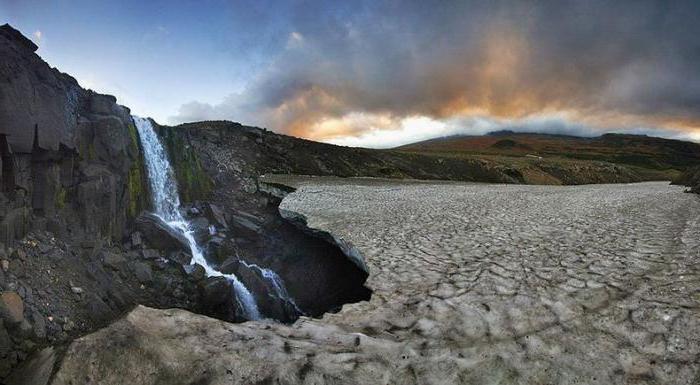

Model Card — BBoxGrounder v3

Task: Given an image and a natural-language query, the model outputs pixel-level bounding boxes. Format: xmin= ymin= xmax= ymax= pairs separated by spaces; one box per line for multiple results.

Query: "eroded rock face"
xmin=0 ymin=23 xmax=149 ymax=243
xmin=0 ymin=24 xmax=169 ymax=379
xmin=52 ymin=180 xmax=700 ymax=384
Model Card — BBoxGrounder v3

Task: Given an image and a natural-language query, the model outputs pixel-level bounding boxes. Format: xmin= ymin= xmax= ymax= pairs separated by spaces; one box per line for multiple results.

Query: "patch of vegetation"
xmin=158 ymin=125 xmax=213 ymax=203
xmin=55 ymin=186 xmax=67 ymax=210
xmin=126 ymin=122 xmax=150 ymax=218
xmin=399 ymin=132 xmax=700 ymax=182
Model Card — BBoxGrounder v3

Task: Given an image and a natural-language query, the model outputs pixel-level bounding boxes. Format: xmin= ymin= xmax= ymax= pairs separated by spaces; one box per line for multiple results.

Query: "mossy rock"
xmin=54 ymin=186 xmax=67 ymax=210
xmin=126 ymin=122 xmax=151 ymax=219
xmin=157 ymin=126 xmax=212 ymax=203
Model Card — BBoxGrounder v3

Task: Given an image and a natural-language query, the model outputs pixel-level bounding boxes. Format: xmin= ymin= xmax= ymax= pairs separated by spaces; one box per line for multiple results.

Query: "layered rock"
xmin=0 ymin=23 xmax=149 ymax=244
xmin=0 ymin=25 xmax=191 ymax=380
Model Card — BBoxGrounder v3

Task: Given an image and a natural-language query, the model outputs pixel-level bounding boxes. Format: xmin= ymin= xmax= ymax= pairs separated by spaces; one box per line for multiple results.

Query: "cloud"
xmin=325 ymin=113 xmax=697 ymax=149
xmin=170 ymin=0 xmax=700 ymax=145
xmin=286 ymin=31 xmax=304 ymax=49
xmin=32 ymin=30 xmax=42 ymax=41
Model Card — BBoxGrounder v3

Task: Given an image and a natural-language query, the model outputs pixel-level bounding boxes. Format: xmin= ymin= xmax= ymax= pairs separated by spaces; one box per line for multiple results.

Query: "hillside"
xmin=169 ymin=121 xmax=648 ymax=187
xmin=398 ymin=131 xmax=700 ymax=181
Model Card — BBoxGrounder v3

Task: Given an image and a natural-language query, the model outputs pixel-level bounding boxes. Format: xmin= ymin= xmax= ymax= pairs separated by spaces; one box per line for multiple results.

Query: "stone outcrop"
xmin=0 ymin=25 xmax=180 ymax=380
xmin=0 ymin=23 xmax=149 ymax=244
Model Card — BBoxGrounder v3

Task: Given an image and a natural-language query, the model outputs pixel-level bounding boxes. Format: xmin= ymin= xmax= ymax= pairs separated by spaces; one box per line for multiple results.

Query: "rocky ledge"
xmin=41 ymin=179 xmax=700 ymax=385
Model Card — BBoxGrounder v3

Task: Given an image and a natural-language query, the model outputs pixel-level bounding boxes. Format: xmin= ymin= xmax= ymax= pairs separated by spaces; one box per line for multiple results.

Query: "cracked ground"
xmin=276 ymin=179 xmax=700 ymax=384
xmin=53 ymin=179 xmax=700 ymax=385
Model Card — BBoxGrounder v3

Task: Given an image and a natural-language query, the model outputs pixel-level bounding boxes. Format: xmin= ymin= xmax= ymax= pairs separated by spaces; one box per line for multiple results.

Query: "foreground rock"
xmin=52 ymin=180 xmax=700 ymax=384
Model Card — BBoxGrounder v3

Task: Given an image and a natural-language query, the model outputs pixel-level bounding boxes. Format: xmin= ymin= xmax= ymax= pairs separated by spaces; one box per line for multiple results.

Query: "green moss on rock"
xmin=126 ymin=122 xmax=150 ymax=219
xmin=158 ymin=126 xmax=212 ymax=203
xmin=55 ymin=186 xmax=67 ymax=210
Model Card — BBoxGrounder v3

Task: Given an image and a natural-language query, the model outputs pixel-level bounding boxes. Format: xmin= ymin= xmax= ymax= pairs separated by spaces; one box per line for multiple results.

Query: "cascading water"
xmin=132 ymin=116 xmax=261 ymax=320
xmin=240 ymin=261 xmax=303 ymax=316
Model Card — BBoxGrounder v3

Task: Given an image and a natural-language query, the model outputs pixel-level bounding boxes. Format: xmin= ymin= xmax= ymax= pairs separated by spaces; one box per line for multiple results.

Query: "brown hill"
xmin=397 ymin=131 xmax=700 ymax=180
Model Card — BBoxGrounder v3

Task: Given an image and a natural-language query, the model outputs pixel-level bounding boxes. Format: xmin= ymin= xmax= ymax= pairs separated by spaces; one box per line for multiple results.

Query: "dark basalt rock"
xmin=0 ymin=24 xmax=38 ymax=52
xmin=0 ymin=22 xmax=148 ymax=243
xmin=168 ymin=250 xmax=192 ymax=265
xmin=0 ymin=25 xmax=203 ymax=380
xmin=202 ymin=276 xmax=231 ymax=307
xmin=219 ymin=256 xmax=242 ymax=275
xmin=183 ymin=264 xmax=206 ymax=282
xmin=204 ymin=203 xmax=227 ymax=229
xmin=135 ymin=213 xmax=191 ymax=253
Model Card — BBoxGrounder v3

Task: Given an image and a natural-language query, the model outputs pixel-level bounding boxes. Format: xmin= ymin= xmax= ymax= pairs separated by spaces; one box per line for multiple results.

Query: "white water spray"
xmin=132 ymin=116 xmax=260 ymax=320
xmin=241 ymin=261 xmax=303 ymax=315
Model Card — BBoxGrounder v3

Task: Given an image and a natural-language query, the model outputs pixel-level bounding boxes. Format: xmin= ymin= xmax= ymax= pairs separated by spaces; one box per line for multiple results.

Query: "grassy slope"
xmin=167 ymin=122 xmax=666 ymax=186
xmin=397 ymin=132 xmax=700 ymax=182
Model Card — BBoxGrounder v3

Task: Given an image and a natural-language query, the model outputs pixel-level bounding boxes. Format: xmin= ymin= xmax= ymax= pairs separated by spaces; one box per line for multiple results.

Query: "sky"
xmin=2 ymin=0 xmax=700 ymax=148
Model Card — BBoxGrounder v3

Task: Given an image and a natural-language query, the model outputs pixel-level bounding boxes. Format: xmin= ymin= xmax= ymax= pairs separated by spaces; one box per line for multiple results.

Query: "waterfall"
xmin=132 ymin=116 xmax=261 ymax=320
xmin=240 ymin=261 xmax=303 ymax=316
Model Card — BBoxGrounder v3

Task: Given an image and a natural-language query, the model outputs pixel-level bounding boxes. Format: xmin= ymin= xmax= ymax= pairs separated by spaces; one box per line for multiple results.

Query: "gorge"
xmin=133 ymin=116 xmax=260 ymax=321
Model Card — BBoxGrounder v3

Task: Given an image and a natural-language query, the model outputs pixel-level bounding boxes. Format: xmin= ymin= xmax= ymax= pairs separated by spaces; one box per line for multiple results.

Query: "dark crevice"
xmin=256 ymin=187 xmax=372 ymax=319
xmin=148 ymin=123 xmax=372 ymax=324
xmin=182 ymin=186 xmax=372 ymax=324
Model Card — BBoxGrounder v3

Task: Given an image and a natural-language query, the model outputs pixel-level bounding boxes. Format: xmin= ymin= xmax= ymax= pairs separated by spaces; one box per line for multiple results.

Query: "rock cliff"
xmin=0 ymin=23 xmax=148 ymax=243
xmin=0 ymin=25 xmax=199 ymax=380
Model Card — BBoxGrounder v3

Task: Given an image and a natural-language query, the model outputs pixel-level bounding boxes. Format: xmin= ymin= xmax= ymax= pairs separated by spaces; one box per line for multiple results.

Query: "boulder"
xmin=204 ymin=204 xmax=228 ymax=229
xmin=205 ymin=236 xmax=228 ymax=264
xmin=188 ymin=216 xmax=211 ymax=242
xmin=49 ymin=306 xmax=408 ymax=385
xmin=140 ymin=249 xmax=160 ymax=260
xmin=102 ymin=252 xmax=126 ymax=271
xmin=236 ymin=264 xmax=288 ymax=322
xmin=130 ymin=263 xmax=152 ymax=284
xmin=219 ymin=257 xmax=242 ymax=275
xmin=0 ymin=322 xmax=15 ymax=378
xmin=0 ymin=291 xmax=24 ymax=325
xmin=4 ymin=346 xmax=55 ymax=385
xmin=130 ymin=232 xmax=143 ymax=248
xmin=229 ymin=212 xmax=262 ymax=234
xmin=0 ymin=319 xmax=11 ymax=355
xmin=183 ymin=264 xmax=206 ymax=282
xmin=202 ymin=277 xmax=231 ymax=307
xmin=135 ymin=213 xmax=190 ymax=253
xmin=167 ymin=251 xmax=191 ymax=265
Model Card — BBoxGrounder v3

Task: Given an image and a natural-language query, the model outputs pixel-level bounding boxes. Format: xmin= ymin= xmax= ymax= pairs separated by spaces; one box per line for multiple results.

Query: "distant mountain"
xmin=397 ymin=132 xmax=700 ymax=177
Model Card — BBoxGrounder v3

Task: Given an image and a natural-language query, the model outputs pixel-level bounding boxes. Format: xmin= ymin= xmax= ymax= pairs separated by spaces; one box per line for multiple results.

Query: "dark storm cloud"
xmin=171 ymin=0 xmax=700 ymax=140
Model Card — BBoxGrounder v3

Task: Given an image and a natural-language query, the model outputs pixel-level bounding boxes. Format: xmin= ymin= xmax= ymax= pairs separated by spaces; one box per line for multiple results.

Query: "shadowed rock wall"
xmin=0 ymin=24 xmax=149 ymax=244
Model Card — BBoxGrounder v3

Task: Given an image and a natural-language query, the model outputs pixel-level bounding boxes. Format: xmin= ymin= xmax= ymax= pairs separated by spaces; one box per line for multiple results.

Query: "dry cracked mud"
xmin=52 ymin=180 xmax=700 ymax=385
